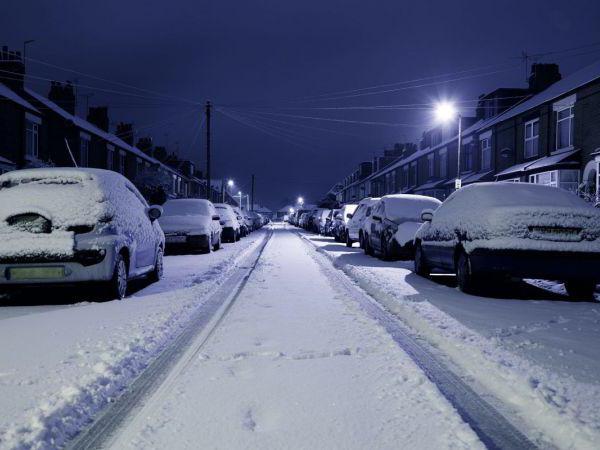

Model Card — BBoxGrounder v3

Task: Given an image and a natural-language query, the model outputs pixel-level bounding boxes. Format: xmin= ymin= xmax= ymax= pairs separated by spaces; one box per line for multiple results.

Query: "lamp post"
xmin=223 ymin=179 xmax=234 ymax=202
xmin=434 ymin=102 xmax=462 ymax=189
xmin=297 ymin=196 xmax=304 ymax=207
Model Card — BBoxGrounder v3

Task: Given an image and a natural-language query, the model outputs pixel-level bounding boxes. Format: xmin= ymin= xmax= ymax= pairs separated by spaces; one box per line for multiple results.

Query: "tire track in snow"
xmin=297 ymin=230 xmax=537 ymax=450
xmin=66 ymin=229 xmax=273 ymax=450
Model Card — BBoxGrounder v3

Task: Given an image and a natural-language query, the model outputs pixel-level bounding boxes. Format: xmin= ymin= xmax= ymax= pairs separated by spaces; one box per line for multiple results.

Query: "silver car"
xmin=159 ymin=199 xmax=222 ymax=254
xmin=0 ymin=168 xmax=165 ymax=299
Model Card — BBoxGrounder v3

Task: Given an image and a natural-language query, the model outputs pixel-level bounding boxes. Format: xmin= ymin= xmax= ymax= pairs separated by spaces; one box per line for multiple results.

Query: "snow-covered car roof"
xmin=380 ymin=194 xmax=442 ymax=222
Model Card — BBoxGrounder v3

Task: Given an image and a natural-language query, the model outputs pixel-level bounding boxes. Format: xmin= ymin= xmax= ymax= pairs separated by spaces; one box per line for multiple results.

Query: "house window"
xmin=136 ymin=158 xmax=143 ymax=176
xmin=503 ymin=178 xmax=521 ymax=183
xmin=438 ymin=148 xmax=447 ymax=178
xmin=25 ymin=120 xmax=39 ymax=158
xmin=556 ymin=106 xmax=574 ymax=150
xmin=529 ymin=169 xmax=579 ymax=192
xmin=118 ymin=150 xmax=126 ymax=174
xmin=409 ymin=162 xmax=417 ymax=187
xmin=480 ymin=137 xmax=491 ymax=171
xmin=402 ymin=166 xmax=409 ymax=189
xmin=427 ymin=153 xmax=435 ymax=178
xmin=524 ymin=119 xmax=539 ymax=159
xmin=80 ymin=135 xmax=90 ymax=167
xmin=462 ymin=143 xmax=473 ymax=172
xmin=106 ymin=146 xmax=114 ymax=170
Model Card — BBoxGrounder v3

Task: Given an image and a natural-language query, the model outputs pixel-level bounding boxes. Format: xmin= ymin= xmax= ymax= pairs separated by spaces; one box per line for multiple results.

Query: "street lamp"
xmin=434 ymin=101 xmax=462 ymax=189
xmin=223 ymin=178 xmax=234 ymax=202
xmin=227 ymin=179 xmax=234 ymax=188
xmin=297 ymin=196 xmax=304 ymax=206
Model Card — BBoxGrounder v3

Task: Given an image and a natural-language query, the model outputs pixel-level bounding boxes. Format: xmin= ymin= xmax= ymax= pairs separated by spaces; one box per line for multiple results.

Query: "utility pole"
xmin=205 ymin=100 xmax=212 ymax=200
xmin=251 ymin=174 xmax=255 ymax=211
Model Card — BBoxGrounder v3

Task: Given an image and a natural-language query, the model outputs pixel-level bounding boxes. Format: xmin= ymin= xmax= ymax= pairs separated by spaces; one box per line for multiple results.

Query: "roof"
xmin=462 ymin=170 xmax=494 ymax=185
xmin=413 ymin=179 xmax=446 ymax=191
xmin=25 ymin=88 xmax=168 ymax=167
xmin=0 ymin=83 xmax=39 ymax=113
xmin=482 ymin=60 xmax=600 ymax=130
xmin=0 ymin=155 xmax=15 ymax=165
xmin=496 ymin=149 xmax=580 ymax=178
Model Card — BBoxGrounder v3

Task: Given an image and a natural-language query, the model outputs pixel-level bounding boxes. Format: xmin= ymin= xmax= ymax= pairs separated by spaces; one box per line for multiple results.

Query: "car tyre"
xmin=456 ymin=251 xmax=477 ymax=294
xmin=380 ymin=237 xmax=391 ymax=261
xmin=345 ymin=234 xmax=353 ymax=248
xmin=414 ymin=243 xmax=430 ymax=277
xmin=564 ymin=280 xmax=597 ymax=300
xmin=213 ymin=236 xmax=221 ymax=251
xmin=149 ymin=247 xmax=164 ymax=283
xmin=108 ymin=253 xmax=128 ymax=300
xmin=364 ymin=235 xmax=374 ymax=256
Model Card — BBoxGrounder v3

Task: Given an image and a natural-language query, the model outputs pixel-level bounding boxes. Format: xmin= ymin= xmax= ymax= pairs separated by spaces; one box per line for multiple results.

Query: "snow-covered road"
xmin=2 ymin=224 xmax=600 ymax=449
xmin=106 ymin=226 xmax=483 ymax=450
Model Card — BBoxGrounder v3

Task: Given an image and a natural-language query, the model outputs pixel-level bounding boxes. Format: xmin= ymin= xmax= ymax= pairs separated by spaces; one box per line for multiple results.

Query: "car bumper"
xmin=469 ymin=248 xmax=600 ymax=280
xmin=0 ymin=249 xmax=115 ymax=286
xmin=165 ymin=233 xmax=210 ymax=250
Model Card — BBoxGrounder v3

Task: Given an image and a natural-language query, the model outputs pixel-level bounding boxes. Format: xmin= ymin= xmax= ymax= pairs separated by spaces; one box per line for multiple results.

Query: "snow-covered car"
xmin=0 ymin=168 xmax=165 ymax=299
xmin=298 ymin=212 xmax=309 ymax=228
xmin=324 ymin=209 xmax=340 ymax=236
xmin=214 ymin=203 xmax=241 ymax=242
xmin=315 ymin=208 xmax=332 ymax=234
xmin=159 ymin=199 xmax=222 ymax=254
xmin=333 ymin=203 xmax=357 ymax=242
xmin=346 ymin=197 xmax=380 ymax=247
xmin=232 ymin=206 xmax=248 ymax=237
xmin=247 ymin=211 xmax=262 ymax=231
xmin=363 ymin=194 xmax=441 ymax=259
xmin=414 ymin=183 xmax=600 ymax=298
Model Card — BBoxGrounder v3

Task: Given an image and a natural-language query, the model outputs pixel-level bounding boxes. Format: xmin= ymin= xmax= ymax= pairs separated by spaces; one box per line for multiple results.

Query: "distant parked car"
xmin=247 ymin=211 xmax=263 ymax=231
xmin=414 ymin=183 xmax=600 ymax=298
xmin=346 ymin=197 xmax=380 ymax=248
xmin=333 ymin=204 xmax=357 ymax=242
xmin=314 ymin=208 xmax=331 ymax=234
xmin=324 ymin=209 xmax=340 ymax=236
xmin=0 ymin=168 xmax=165 ymax=299
xmin=299 ymin=212 xmax=309 ymax=228
xmin=363 ymin=194 xmax=441 ymax=259
xmin=159 ymin=199 xmax=222 ymax=254
xmin=215 ymin=203 xmax=241 ymax=242
xmin=232 ymin=206 xmax=248 ymax=237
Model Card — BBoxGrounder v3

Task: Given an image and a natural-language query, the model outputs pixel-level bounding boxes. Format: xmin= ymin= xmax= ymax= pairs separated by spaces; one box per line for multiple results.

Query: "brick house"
xmin=335 ymin=60 xmax=600 ymax=203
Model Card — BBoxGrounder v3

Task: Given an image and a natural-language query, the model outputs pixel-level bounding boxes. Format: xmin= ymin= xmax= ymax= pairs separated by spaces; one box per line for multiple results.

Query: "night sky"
xmin=2 ymin=0 xmax=600 ymax=208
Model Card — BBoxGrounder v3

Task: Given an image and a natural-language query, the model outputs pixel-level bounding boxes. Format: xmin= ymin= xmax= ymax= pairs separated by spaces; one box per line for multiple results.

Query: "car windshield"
xmin=163 ymin=200 xmax=211 ymax=216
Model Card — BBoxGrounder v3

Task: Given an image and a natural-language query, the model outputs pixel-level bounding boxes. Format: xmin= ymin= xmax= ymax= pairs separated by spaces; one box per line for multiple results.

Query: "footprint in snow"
xmin=243 ymin=408 xmax=256 ymax=431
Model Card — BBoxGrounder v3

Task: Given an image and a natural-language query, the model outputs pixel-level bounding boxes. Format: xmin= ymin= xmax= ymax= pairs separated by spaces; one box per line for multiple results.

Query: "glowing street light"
xmin=289 ymin=207 xmax=295 ymax=214
xmin=227 ymin=179 xmax=234 ymax=188
xmin=297 ymin=196 xmax=304 ymax=206
xmin=434 ymin=101 xmax=462 ymax=189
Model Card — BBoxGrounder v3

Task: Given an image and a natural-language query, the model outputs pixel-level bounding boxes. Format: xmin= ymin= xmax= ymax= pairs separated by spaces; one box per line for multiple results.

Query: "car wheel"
xmin=414 ymin=243 xmax=430 ymax=277
xmin=213 ymin=236 xmax=221 ymax=251
xmin=345 ymin=234 xmax=353 ymax=248
xmin=364 ymin=235 xmax=373 ymax=256
xmin=149 ymin=247 xmax=164 ymax=282
xmin=108 ymin=254 xmax=128 ymax=300
xmin=564 ymin=280 xmax=597 ymax=300
xmin=380 ymin=237 xmax=391 ymax=261
xmin=456 ymin=251 xmax=477 ymax=294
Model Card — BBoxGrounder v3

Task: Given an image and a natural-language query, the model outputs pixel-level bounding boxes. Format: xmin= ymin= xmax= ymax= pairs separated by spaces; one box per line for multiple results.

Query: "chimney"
xmin=528 ymin=63 xmax=561 ymax=93
xmin=48 ymin=81 xmax=76 ymax=115
xmin=116 ymin=122 xmax=134 ymax=146
xmin=136 ymin=136 xmax=154 ymax=156
xmin=87 ymin=106 xmax=109 ymax=131
xmin=0 ymin=46 xmax=25 ymax=91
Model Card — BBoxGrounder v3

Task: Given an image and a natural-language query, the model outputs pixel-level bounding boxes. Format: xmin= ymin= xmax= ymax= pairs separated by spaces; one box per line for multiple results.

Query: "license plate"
xmin=8 ymin=267 xmax=65 ymax=280
xmin=166 ymin=235 xmax=187 ymax=243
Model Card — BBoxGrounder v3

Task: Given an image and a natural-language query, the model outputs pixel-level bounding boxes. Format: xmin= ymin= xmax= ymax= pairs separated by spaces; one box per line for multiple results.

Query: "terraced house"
xmin=337 ymin=61 xmax=600 ymax=203
xmin=0 ymin=46 xmax=219 ymax=203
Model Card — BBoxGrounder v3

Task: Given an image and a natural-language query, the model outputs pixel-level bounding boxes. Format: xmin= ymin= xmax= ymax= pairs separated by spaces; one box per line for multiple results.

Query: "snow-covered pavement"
xmin=301 ymin=228 xmax=600 ymax=449
xmin=0 ymin=231 xmax=267 ymax=449
xmin=107 ymin=226 xmax=482 ymax=450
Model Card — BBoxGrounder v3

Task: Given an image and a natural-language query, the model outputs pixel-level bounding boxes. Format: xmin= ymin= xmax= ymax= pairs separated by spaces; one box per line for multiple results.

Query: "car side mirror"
xmin=220 ymin=220 xmax=226 ymax=226
xmin=212 ymin=215 xmax=220 ymax=221
xmin=421 ymin=209 xmax=434 ymax=222
xmin=147 ymin=205 xmax=163 ymax=221
xmin=346 ymin=213 xmax=353 ymax=219
xmin=372 ymin=215 xmax=382 ymax=222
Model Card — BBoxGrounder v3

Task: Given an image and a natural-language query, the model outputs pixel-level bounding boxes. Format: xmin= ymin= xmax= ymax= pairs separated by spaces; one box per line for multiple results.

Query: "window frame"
xmin=427 ymin=153 xmax=435 ymax=179
xmin=555 ymin=105 xmax=574 ymax=151
xmin=524 ymin=118 xmax=539 ymax=159
xmin=438 ymin=148 xmax=447 ymax=179
xmin=479 ymin=137 xmax=492 ymax=171
xmin=25 ymin=120 xmax=39 ymax=158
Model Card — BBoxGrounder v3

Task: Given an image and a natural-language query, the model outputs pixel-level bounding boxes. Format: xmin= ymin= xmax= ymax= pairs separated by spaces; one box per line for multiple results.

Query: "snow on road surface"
xmin=108 ymin=227 xmax=482 ymax=450
xmin=0 ymin=231 xmax=267 ymax=449
xmin=301 ymin=228 xmax=600 ymax=449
